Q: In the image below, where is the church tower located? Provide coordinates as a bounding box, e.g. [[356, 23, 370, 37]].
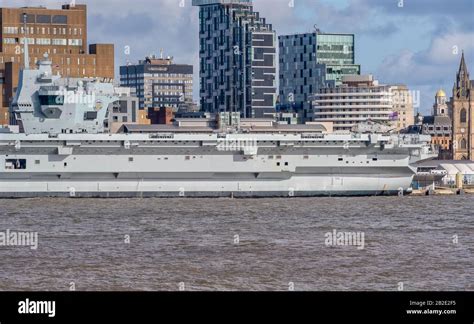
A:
[[434, 89, 448, 116], [452, 51, 474, 160]]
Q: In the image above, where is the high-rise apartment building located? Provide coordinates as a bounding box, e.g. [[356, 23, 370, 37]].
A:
[[192, 0, 277, 118], [311, 75, 394, 132], [279, 32, 360, 111], [120, 55, 193, 114], [0, 4, 114, 125]]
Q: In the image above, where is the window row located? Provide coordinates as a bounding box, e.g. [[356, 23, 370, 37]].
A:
[[3, 26, 82, 36], [3, 38, 82, 46]]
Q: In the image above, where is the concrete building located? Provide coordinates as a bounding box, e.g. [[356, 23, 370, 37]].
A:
[[119, 55, 193, 114], [311, 75, 394, 132], [390, 85, 414, 131], [279, 32, 360, 112], [451, 52, 474, 160], [106, 87, 140, 133], [0, 4, 114, 126], [192, 0, 277, 118]]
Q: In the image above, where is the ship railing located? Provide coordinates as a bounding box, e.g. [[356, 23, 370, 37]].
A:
[[148, 133, 174, 139], [301, 133, 325, 139]]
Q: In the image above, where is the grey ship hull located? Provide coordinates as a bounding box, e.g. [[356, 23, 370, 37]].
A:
[[0, 133, 434, 198]]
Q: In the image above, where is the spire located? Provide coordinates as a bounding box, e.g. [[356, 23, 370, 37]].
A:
[[458, 50, 468, 77], [456, 50, 470, 99]]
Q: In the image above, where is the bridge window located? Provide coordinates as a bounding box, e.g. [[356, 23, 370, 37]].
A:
[[39, 95, 64, 106]]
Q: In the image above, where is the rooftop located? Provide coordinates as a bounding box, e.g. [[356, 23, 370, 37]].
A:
[[423, 115, 452, 125], [192, 0, 252, 6]]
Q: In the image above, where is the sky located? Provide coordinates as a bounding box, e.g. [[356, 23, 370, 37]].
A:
[[2, 0, 474, 115]]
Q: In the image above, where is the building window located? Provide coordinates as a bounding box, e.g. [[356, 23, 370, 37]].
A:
[[460, 108, 467, 123], [18, 37, 33, 44], [36, 38, 51, 45], [52, 38, 67, 46], [460, 138, 467, 149], [68, 39, 83, 46], [3, 27, 18, 34], [3, 38, 17, 44]]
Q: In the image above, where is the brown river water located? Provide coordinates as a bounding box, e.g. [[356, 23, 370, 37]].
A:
[[0, 196, 472, 291]]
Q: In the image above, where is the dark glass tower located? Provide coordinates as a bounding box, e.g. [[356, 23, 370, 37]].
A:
[[192, 0, 276, 118]]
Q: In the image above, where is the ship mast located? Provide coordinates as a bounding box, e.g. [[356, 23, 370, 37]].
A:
[[22, 13, 30, 70]]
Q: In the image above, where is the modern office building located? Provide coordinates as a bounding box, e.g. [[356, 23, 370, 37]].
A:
[[279, 32, 360, 112], [119, 55, 193, 123], [0, 4, 114, 125], [192, 0, 277, 118], [311, 75, 394, 132], [390, 85, 414, 131]]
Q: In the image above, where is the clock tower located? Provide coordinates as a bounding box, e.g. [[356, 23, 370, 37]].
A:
[[452, 51, 474, 160]]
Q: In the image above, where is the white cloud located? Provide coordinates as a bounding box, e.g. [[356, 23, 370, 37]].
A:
[[425, 32, 474, 64], [376, 32, 474, 114]]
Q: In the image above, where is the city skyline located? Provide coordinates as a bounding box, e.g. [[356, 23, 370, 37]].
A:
[[2, 0, 474, 114]]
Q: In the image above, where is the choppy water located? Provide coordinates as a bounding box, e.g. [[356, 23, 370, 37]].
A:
[[0, 196, 472, 291]]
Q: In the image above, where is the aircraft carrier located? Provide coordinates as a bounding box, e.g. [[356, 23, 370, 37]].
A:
[[0, 51, 437, 198]]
